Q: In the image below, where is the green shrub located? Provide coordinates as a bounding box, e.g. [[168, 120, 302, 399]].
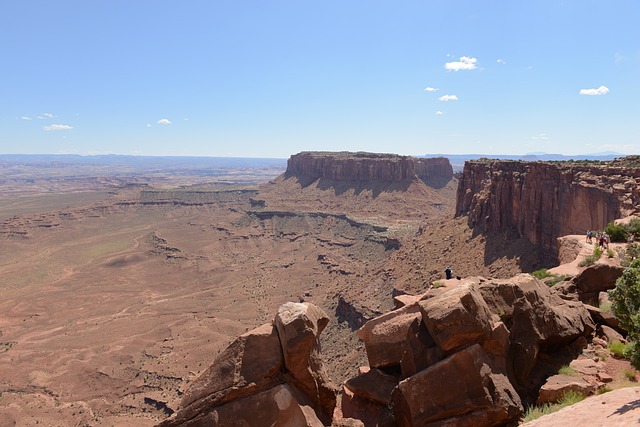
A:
[[622, 369, 637, 382], [610, 341, 627, 358], [609, 258, 640, 369], [521, 390, 585, 423], [532, 269, 552, 280], [607, 248, 615, 258], [605, 221, 628, 243], [432, 281, 446, 289], [627, 218, 640, 238], [597, 385, 612, 394], [547, 274, 570, 286], [557, 365, 579, 376]]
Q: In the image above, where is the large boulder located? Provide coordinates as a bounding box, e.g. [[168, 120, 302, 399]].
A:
[[159, 302, 337, 427], [175, 384, 325, 427], [391, 344, 522, 426], [478, 275, 595, 386], [344, 368, 398, 406], [356, 303, 422, 368], [536, 375, 597, 404], [159, 323, 284, 426], [274, 302, 337, 419], [419, 283, 494, 353], [572, 263, 624, 303]]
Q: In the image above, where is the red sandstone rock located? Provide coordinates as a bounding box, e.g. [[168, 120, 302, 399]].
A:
[[419, 283, 494, 353], [455, 160, 640, 256], [177, 384, 325, 427], [158, 323, 283, 426], [356, 303, 422, 368], [285, 152, 453, 185], [479, 275, 595, 386], [399, 317, 444, 379], [274, 302, 338, 420], [536, 374, 597, 404], [344, 368, 398, 406], [339, 386, 395, 427], [391, 344, 522, 426], [572, 263, 624, 303]]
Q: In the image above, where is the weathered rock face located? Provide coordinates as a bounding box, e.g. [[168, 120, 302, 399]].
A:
[[158, 302, 337, 427], [285, 152, 453, 184], [352, 274, 595, 426], [455, 160, 640, 256]]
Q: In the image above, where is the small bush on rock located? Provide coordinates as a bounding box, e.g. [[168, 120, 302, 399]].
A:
[[605, 221, 627, 243], [532, 269, 552, 280], [609, 258, 640, 369]]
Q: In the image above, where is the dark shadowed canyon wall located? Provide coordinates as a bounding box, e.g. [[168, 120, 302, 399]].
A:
[[455, 159, 640, 256]]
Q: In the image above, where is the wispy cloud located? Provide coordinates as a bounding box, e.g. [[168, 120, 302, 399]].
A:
[[531, 133, 550, 143], [497, 59, 506, 64], [444, 56, 478, 71], [20, 116, 32, 120], [157, 118, 172, 125], [435, 111, 444, 115], [579, 85, 609, 96], [147, 123, 152, 128], [424, 87, 439, 92], [43, 113, 54, 118], [43, 124, 73, 131], [438, 95, 458, 102]]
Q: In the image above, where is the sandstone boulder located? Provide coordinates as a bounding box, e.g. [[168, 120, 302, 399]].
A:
[[419, 283, 494, 353], [339, 386, 395, 427], [391, 344, 522, 427], [159, 323, 284, 426], [159, 302, 337, 427], [356, 303, 422, 368], [175, 384, 325, 427], [399, 317, 444, 379], [274, 302, 337, 419], [536, 375, 597, 404], [572, 263, 624, 303], [479, 275, 595, 385], [344, 368, 397, 406]]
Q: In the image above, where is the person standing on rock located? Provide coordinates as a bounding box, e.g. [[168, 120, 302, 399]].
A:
[[444, 266, 452, 280]]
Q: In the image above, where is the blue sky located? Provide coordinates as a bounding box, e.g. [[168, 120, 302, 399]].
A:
[[1, 0, 638, 158]]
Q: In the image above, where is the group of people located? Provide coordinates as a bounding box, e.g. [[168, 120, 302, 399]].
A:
[[586, 230, 610, 249]]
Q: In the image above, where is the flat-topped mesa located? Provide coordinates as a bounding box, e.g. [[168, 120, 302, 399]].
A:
[[285, 151, 453, 183], [456, 159, 640, 257]]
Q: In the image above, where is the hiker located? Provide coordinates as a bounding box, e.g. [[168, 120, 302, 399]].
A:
[[604, 233, 610, 249], [586, 230, 591, 243], [444, 266, 452, 280]]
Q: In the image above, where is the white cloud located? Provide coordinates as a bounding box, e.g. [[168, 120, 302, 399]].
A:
[[444, 56, 478, 71], [435, 111, 444, 115], [43, 124, 73, 131], [147, 123, 152, 128], [424, 87, 439, 92], [20, 116, 32, 120], [579, 85, 610, 96], [438, 95, 458, 102], [157, 118, 172, 125], [42, 113, 54, 118], [531, 133, 550, 143], [497, 59, 506, 64]]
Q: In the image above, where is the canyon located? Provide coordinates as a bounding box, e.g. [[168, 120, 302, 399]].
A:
[[1, 152, 639, 426]]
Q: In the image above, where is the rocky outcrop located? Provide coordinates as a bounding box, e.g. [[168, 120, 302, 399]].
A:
[[158, 302, 337, 427], [285, 152, 453, 185], [351, 274, 595, 426], [455, 159, 640, 256]]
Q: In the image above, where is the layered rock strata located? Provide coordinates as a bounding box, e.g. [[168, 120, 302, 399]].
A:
[[285, 152, 453, 184], [455, 159, 640, 256]]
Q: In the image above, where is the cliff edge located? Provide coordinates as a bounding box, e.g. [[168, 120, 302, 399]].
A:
[[455, 159, 640, 258]]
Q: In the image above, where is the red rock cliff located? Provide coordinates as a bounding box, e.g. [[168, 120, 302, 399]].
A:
[[455, 159, 640, 255], [285, 151, 453, 183]]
